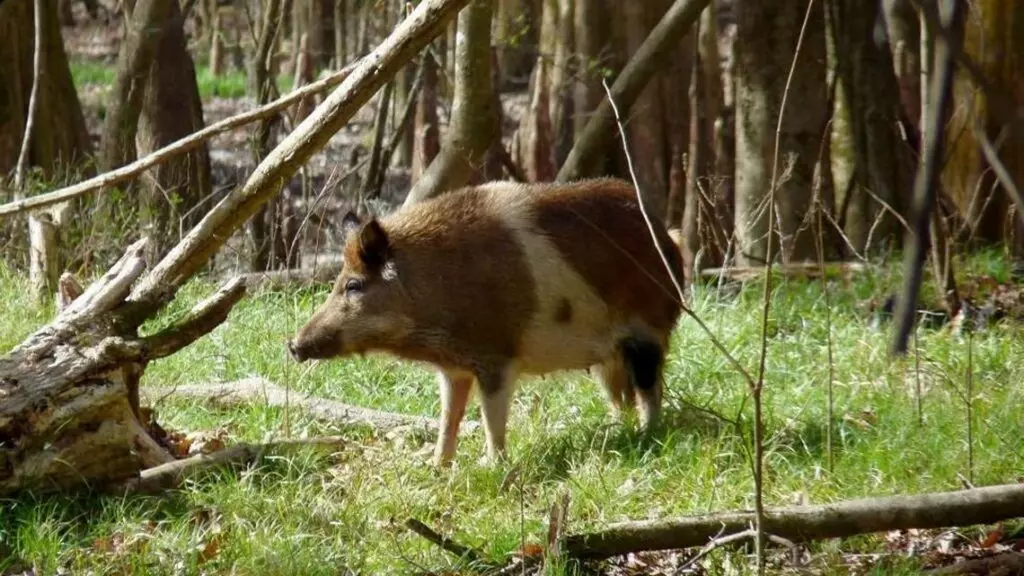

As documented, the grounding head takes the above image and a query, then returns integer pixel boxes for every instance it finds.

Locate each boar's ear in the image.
[358,219,391,269]
[341,211,362,238]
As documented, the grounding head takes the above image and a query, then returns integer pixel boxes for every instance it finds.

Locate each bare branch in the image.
[403,518,484,564]
[140,277,247,359]
[891,0,964,355]
[113,436,347,494]
[0,61,362,218]
[563,482,1024,560]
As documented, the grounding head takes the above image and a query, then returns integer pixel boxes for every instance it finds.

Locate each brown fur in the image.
[288,177,685,467]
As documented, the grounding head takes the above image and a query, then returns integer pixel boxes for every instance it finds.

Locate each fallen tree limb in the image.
[925,552,1024,575]
[0,0,470,498]
[563,483,1024,560]
[140,378,477,434]
[0,61,361,219]
[404,518,484,564]
[113,435,347,494]
[698,262,869,282]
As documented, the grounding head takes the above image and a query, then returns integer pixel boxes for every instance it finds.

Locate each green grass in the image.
[70,58,295,101]
[2,252,1024,574]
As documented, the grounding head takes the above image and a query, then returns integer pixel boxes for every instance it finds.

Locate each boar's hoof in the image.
[286,339,306,362]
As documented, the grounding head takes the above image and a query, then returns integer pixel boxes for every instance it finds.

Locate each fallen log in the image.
[563,483,1024,560]
[0,0,472,497]
[926,552,1024,575]
[140,378,476,434]
[232,264,342,290]
[114,435,347,494]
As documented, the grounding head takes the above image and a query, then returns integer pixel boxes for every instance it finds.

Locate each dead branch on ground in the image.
[114,436,347,494]
[562,482,1024,560]
[140,378,478,434]
[925,552,1024,575]
[403,518,484,565]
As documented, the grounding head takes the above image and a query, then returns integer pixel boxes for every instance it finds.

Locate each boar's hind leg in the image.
[476,364,518,463]
[619,336,666,430]
[434,369,476,467]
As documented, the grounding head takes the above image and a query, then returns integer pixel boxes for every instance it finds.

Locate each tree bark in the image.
[412,49,440,182]
[549,0,574,167]
[98,0,173,172]
[733,0,827,265]
[0,0,91,175]
[556,0,709,185]
[564,482,1024,560]
[0,0,473,497]
[827,0,914,257]
[136,0,213,260]
[942,0,1024,247]
[403,0,496,206]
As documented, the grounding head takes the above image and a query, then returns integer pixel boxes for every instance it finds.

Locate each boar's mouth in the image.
[286,331,345,362]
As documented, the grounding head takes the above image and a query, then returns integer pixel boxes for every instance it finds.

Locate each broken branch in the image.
[563,482,1024,560]
[0,61,362,218]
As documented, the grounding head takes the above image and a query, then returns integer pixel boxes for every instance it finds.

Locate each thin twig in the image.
[599,79,757,391]
[403,518,483,565]
[0,59,363,218]
[677,528,797,574]
[891,0,964,355]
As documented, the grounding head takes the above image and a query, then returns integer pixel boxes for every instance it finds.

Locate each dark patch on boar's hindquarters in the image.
[554,298,573,324]
[530,178,683,334]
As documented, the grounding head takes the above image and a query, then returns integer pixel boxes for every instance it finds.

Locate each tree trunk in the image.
[412,50,440,182]
[882,0,921,130]
[571,0,609,144]
[136,0,214,260]
[0,0,92,300]
[0,0,91,175]
[333,0,346,67]
[494,0,536,90]
[826,0,914,257]
[99,0,173,172]
[514,0,557,182]
[556,0,709,186]
[942,0,1024,248]
[248,0,291,271]
[0,0,473,498]
[549,0,574,167]
[403,0,496,206]
[733,0,827,266]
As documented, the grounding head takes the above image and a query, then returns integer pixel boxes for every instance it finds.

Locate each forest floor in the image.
[4,250,1024,575]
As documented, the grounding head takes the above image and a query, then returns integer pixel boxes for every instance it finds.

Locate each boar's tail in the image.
[619,336,664,392]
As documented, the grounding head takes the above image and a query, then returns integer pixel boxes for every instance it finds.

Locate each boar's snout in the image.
[286,339,306,362]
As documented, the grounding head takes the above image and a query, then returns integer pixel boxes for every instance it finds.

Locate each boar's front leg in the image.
[476,364,518,464]
[434,369,475,467]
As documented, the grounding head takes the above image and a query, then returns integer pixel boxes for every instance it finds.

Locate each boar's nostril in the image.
[287,339,306,362]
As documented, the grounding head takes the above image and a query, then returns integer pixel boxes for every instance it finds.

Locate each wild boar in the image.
[287,177,684,467]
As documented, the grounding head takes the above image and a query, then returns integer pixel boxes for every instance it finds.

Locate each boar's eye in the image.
[344,278,364,293]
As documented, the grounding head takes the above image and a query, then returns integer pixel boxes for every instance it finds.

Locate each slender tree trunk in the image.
[515,0,557,182]
[733,0,827,265]
[882,0,921,131]
[826,0,914,258]
[550,0,574,167]
[403,0,496,206]
[333,0,346,67]
[0,0,91,295]
[412,50,440,182]
[136,0,214,259]
[572,0,610,144]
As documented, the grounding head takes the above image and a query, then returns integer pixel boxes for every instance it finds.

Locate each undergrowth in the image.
[1,251,1022,575]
